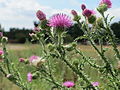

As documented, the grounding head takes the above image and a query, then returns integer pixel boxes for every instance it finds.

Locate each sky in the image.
[0,0,120,31]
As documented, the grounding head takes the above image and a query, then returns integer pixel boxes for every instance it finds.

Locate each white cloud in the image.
[0,0,72,31]
[108,8,120,18]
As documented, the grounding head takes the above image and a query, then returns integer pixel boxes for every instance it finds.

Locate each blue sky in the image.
[0,0,120,31]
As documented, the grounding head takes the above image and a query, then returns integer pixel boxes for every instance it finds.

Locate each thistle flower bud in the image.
[36,10,46,21]
[96,17,104,28]
[1,36,8,43]
[82,9,95,18]
[33,27,40,32]
[91,82,99,87]
[71,10,78,16]
[27,73,32,82]
[97,4,108,13]
[88,15,96,24]
[0,32,3,38]
[19,58,25,62]
[0,50,3,55]
[71,10,81,22]
[81,4,86,11]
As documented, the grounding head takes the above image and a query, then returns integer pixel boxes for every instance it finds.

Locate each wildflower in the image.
[100,0,112,8]
[0,50,3,56]
[63,81,75,88]
[27,73,32,82]
[48,13,72,28]
[91,82,99,87]
[29,55,46,67]
[33,27,40,32]
[19,58,25,62]
[0,32,3,37]
[81,4,86,11]
[36,10,46,20]
[82,9,95,17]
[71,10,78,16]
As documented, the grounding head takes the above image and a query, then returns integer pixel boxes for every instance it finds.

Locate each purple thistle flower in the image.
[0,32,3,37]
[29,55,39,62]
[63,81,75,88]
[0,50,4,56]
[81,4,86,11]
[48,13,72,28]
[33,27,40,32]
[19,58,25,62]
[36,10,46,20]
[91,82,99,87]
[27,73,32,82]
[71,10,78,16]
[100,0,112,8]
[82,9,95,17]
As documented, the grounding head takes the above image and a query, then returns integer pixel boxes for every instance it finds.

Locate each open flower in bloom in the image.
[83,9,95,17]
[29,55,45,67]
[27,73,32,82]
[100,0,112,8]
[48,13,72,28]
[63,81,75,88]
[36,10,46,20]
[91,82,99,87]
[0,50,4,56]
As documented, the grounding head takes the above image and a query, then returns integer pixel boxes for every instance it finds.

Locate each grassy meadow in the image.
[0,44,119,90]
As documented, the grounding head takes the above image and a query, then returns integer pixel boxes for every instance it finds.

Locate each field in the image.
[0,44,119,90]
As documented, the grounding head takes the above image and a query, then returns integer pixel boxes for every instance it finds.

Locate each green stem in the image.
[102,13,120,61]
[62,57,97,90]
[2,44,11,73]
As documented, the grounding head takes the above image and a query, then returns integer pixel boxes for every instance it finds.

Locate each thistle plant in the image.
[0,0,120,90]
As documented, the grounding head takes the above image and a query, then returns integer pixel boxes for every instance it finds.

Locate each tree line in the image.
[0,21,120,44]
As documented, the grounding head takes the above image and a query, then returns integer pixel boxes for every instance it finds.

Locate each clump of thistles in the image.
[63,81,75,88]
[48,13,72,28]
[29,55,46,67]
